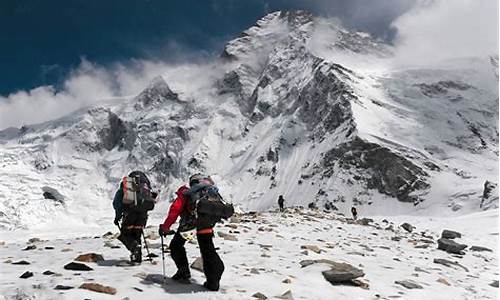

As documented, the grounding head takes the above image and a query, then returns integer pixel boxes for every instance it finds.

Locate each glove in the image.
[114,217,121,226]
[158,225,168,237]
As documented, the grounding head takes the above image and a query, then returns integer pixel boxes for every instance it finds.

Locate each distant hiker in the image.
[351,206,358,220]
[158,174,234,291]
[113,171,158,264]
[278,195,285,212]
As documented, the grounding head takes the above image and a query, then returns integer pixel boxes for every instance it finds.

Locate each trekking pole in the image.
[160,234,166,283]
[141,230,152,262]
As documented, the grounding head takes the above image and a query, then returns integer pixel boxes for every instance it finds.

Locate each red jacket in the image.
[160,185,189,231]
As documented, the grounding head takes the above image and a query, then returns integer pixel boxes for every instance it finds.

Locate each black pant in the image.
[169,231,225,285]
[118,210,147,252]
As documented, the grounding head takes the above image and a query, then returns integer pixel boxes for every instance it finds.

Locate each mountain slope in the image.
[0,11,498,230]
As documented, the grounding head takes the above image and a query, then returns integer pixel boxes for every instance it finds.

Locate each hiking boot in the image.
[203,281,219,291]
[130,246,142,264]
[171,271,191,284]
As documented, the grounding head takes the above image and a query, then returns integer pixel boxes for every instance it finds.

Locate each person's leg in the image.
[197,233,224,291]
[169,232,190,278]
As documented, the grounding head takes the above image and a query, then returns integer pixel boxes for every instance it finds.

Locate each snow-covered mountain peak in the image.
[0,11,497,231]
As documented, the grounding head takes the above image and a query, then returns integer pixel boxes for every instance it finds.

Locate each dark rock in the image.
[401,223,414,233]
[437,238,467,254]
[43,270,55,275]
[357,218,373,226]
[480,180,498,209]
[322,262,364,283]
[64,262,93,271]
[252,292,268,299]
[490,280,499,288]
[54,285,74,290]
[42,186,65,204]
[433,258,469,272]
[469,246,492,252]
[20,271,34,279]
[44,246,55,250]
[395,280,423,289]
[12,260,30,265]
[22,245,37,251]
[441,230,461,239]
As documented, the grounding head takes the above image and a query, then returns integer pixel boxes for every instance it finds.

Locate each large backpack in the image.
[178,179,234,232]
[122,171,155,212]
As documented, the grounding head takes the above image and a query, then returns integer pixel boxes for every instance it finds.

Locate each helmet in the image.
[189,173,204,187]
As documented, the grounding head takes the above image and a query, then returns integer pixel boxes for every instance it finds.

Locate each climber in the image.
[113,171,158,264]
[278,195,285,212]
[351,206,358,220]
[158,174,233,291]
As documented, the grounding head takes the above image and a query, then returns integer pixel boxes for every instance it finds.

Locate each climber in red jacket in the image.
[158,174,224,291]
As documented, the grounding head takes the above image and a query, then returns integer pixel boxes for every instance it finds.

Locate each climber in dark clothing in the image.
[278,195,285,212]
[158,174,225,291]
[113,171,157,264]
[351,206,358,220]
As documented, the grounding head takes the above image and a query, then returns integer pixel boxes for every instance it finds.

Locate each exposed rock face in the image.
[322,137,429,202]
[469,246,492,252]
[98,111,136,151]
[135,76,179,110]
[480,181,498,209]
[401,223,415,233]
[41,186,65,204]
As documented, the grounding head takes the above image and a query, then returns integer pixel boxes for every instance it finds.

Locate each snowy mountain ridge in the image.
[0,11,498,230]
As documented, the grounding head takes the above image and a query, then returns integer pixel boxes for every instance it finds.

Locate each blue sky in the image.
[0,0,415,95]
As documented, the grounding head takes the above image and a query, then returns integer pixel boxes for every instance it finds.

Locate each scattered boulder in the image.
[217,232,238,241]
[395,280,423,289]
[250,268,260,274]
[469,246,492,252]
[437,238,467,254]
[252,292,268,299]
[322,262,364,284]
[190,257,203,272]
[75,253,104,263]
[20,271,33,279]
[22,245,36,251]
[433,258,469,272]
[64,262,93,271]
[54,285,74,290]
[28,238,41,243]
[282,278,292,283]
[441,230,461,239]
[357,218,373,226]
[490,280,499,288]
[12,260,30,265]
[42,270,55,275]
[79,282,116,295]
[275,290,293,300]
[299,259,336,268]
[300,245,322,254]
[401,223,414,233]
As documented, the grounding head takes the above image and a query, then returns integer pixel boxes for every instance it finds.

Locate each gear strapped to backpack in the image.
[178,178,234,232]
[122,171,155,212]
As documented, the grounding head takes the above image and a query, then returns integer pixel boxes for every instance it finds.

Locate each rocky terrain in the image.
[0,208,498,299]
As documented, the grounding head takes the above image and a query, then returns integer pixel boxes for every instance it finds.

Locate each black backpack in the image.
[178,181,234,232]
[122,171,155,212]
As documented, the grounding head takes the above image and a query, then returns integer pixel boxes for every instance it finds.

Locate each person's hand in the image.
[158,224,168,237]
[113,217,121,226]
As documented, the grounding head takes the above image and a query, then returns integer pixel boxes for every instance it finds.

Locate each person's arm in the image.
[113,188,123,221]
[160,197,184,231]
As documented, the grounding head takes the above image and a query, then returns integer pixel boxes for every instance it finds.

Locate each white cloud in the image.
[391,0,499,67]
[0,58,173,129]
